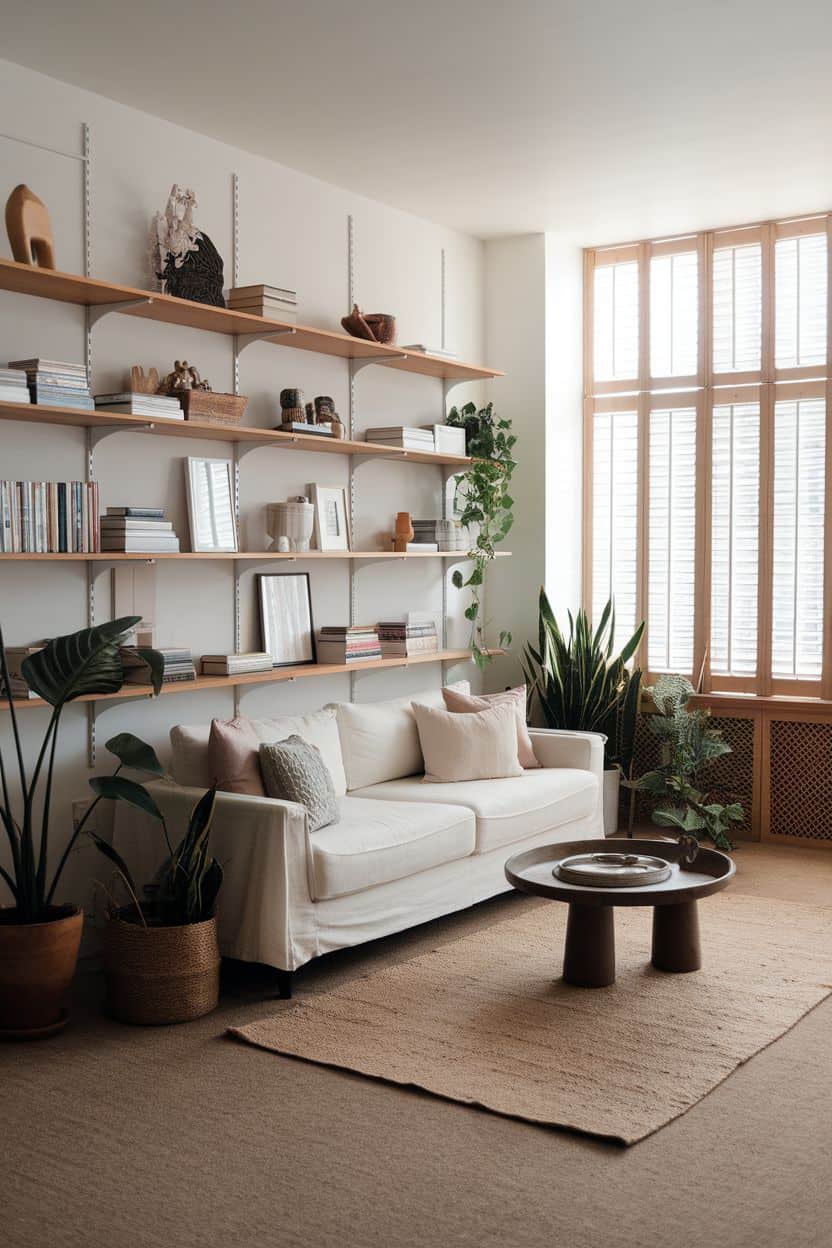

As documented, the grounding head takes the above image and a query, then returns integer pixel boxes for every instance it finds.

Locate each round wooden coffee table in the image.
[504,838,735,988]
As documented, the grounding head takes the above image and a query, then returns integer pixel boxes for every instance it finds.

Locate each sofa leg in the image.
[276,969,294,1000]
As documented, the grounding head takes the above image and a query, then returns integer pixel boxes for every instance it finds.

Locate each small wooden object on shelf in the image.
[179,390,247,426]
[5,185,56,269]
[393,511,414,553]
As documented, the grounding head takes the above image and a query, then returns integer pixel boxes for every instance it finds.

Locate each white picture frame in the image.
[308,483,351,552]
[185,457,238,552]
[258,573,316,667]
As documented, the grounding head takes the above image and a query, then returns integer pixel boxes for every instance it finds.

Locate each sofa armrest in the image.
[113,782,317,972]
[529,728,605,776]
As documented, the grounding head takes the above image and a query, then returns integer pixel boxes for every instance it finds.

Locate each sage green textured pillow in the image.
[259,735,339,832]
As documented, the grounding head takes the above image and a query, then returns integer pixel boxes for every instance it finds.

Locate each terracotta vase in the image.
[0,905,83,1036]
[393,511,414,553]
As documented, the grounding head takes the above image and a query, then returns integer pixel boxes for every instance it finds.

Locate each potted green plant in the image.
[447,402,516,668]
[522,591,644,835]
[626,674,744,851]
[87,733,223,1025]
[0,617,162,1036]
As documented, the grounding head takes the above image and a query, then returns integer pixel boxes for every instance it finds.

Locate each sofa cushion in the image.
[333,680,470,791]
[171,708,347,796]
[441,684,540,769]
[260,737,339,832]
[352,768,598,853]
[309,795,476,900]
[412,700,523,783]
[209,717,266,796]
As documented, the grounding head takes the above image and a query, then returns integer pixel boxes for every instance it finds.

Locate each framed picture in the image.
[258,573,316,667]
[308,483,351,552]
[185,457,237,552]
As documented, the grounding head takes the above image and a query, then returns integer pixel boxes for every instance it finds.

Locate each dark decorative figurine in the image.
[150,185,225,308]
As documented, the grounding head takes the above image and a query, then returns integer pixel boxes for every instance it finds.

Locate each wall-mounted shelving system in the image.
[0,216,506,760]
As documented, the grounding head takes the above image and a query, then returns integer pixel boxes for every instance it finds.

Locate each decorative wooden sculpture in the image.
[157,360,212,395]
[130,365,160,394]
[5,184,56,268]
[393,511,414,553]
[149,185,225,308]
[341,303,397,345]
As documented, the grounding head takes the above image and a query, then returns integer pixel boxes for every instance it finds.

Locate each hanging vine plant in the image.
[447,402,517,669]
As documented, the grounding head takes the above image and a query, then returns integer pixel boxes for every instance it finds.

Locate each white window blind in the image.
[593,261,639,381]
[710,403,760,677]
[650,251,698,377]
[775,233,828,369]
[772,397,826,679]
[648,407,697,673]
[713,243,762,373]
[592,409,639,645]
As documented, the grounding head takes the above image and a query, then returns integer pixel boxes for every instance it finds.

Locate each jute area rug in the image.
[230,893,832,1144]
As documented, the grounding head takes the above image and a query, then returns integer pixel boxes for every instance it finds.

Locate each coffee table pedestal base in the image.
[563,903,615,988]
[652,900,701,973]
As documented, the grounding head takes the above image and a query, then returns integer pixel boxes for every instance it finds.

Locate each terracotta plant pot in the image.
[0,904,83,1037]
[104,908,220,1026]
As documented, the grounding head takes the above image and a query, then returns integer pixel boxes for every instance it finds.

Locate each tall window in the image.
[585,216,831,697]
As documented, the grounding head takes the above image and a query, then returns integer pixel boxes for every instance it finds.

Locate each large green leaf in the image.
[88,831,139,899]
[89,774,164,821]
[105,733,165,776]
[20,617,141,706]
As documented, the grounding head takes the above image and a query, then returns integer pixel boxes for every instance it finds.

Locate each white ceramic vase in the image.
[603,767,620,837]
[266,501,315,552]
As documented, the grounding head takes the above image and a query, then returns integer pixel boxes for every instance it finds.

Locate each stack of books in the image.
[316,625,382,665]
[100,507,180,553]
[201,652,274,676]
[122,646,196,685]
[9,359,93,410]
[0,367,31,405]
[228,284,298,322]
[400,344,459,360]
[364,426,436,453]
[0,644,45,700]
[377,619,439,658]
[94,392,183,419]
[0,480,99,552]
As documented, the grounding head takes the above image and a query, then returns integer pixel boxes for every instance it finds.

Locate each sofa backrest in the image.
[170,707,348,796]
[334,680,470,790]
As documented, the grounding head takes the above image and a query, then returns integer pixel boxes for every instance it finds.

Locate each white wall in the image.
[483,235,547,691]
[0,58,488,906]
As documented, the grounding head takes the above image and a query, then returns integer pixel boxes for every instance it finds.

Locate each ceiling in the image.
[3,0,832,242]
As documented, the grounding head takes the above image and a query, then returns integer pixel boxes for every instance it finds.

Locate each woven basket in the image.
[103,909,220,1026]
[179,390,248,426]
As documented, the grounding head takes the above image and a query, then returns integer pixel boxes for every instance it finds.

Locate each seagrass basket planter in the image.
[103,907,220,1026]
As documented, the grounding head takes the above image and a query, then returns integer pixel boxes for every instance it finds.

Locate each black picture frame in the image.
[257,572,317,668]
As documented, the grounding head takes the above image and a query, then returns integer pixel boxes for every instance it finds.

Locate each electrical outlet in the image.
[72,799,94,836]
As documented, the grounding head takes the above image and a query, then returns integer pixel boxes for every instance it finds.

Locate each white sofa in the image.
[113,681,605,994]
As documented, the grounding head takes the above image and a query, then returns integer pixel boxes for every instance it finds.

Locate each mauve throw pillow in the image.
[208,717,265,796]
[259,736,339,831]
[441,685,540,769]
[412,700,523,784]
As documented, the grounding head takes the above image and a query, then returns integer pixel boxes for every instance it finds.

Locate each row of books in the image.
[376,620,439,657]
[101,507,180,553]
[0,481,100,553]
[9,358,94,410]
[363,424,467,456]
[0,367,31,406]
[316,618,439,663]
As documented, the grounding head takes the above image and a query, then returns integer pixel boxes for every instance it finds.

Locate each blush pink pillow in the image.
[441,685,540,769]
[208,717,265,796]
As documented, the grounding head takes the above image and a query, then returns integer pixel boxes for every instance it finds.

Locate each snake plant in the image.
[522,590,644,776]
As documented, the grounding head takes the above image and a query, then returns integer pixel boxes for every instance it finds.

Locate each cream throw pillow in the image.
[412,700,524,784]
[441,685,540,769]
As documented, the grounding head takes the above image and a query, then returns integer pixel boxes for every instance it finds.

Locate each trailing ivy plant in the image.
[447,402,516,668]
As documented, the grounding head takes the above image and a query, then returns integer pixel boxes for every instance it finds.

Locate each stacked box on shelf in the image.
[9,358,93,410]
[377,619,439,658]
[228,284,297,322]
[121,647,196,684]
[201,652,274,676]
[100,507,180,553]
[0,481,99,553]
[315,625,381,664]
[364,426,435,452]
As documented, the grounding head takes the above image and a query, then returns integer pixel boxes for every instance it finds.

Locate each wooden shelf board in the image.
[0,550,511,563]
[5,648,502,711]
[0,400,473,468]
[0,258,502,382]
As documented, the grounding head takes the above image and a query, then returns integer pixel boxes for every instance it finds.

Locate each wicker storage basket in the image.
[104,909,220,1025]
[179,390,248,426]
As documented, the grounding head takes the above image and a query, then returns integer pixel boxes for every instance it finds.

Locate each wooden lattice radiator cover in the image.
[768,719,832,842]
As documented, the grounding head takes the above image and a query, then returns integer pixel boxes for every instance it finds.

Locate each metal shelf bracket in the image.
[349,353,407,378]
[236,328,296,353]
[88,421,156,453]
[442,378,468,406]
[88,296,154,329]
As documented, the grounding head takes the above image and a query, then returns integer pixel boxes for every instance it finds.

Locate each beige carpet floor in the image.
[4,843,832,1248]
[231,891,832,1143]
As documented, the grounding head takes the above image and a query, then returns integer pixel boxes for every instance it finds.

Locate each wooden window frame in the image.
[583,211,832,700]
